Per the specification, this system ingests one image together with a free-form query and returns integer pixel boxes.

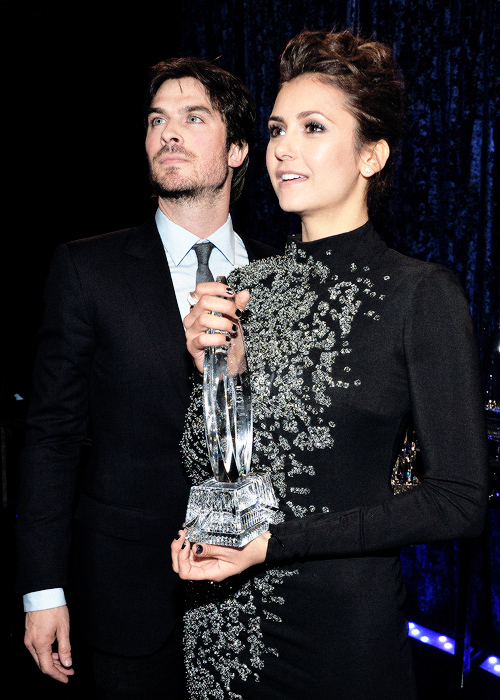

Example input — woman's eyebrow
[296,110,330,120]
[268,111,330,122]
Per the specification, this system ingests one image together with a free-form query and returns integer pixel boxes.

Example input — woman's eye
[304,121,325,133]
[267,124,284,138]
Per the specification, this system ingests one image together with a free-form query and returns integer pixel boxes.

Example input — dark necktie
[194,241,215,285]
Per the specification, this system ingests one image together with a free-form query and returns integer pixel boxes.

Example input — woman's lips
[277,171,307,187]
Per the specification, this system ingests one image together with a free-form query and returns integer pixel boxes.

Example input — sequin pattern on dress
[183,567,299,699]
[180,238,386,699]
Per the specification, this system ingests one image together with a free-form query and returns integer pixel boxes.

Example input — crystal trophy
[185,278,278,547]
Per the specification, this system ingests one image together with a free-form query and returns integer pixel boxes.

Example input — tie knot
[193,241,215,265]
[193,241,215,285]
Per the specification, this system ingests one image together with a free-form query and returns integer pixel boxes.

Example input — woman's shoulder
[380,248,469,317]
[383,247,460,286]
[384,246,445,272]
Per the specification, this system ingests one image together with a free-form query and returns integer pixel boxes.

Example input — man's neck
[157,194,231,239]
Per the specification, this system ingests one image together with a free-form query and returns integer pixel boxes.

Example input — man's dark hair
[146,57,255,205]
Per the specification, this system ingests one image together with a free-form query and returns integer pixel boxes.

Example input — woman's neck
[300,206,369,242]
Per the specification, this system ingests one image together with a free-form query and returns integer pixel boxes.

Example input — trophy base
[185,472,278,547]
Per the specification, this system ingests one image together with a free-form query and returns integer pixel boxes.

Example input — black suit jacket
[16,216,276,655]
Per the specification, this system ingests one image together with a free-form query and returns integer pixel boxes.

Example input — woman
[172,30,488,699]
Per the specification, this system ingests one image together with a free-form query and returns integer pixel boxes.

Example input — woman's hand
[184,282,250,373]
[171,528,270,582]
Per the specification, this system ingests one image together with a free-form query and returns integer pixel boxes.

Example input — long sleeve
[16,244,95,594]
[267,268,488,563]
[181,226,488,700]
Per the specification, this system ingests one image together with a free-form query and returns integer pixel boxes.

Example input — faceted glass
[185,279,278,544]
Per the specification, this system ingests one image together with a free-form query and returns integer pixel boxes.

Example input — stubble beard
[148,146,230,204]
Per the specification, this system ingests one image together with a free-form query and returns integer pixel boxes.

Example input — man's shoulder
[237,232,279,262]
[64,217,159,258]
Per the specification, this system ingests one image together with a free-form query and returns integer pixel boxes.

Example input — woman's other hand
[184,282,250,373]
[171,528,270,582]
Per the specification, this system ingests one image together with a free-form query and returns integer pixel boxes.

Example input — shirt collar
[155,208,236,266]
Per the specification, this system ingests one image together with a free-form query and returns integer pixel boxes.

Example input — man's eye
[188,115,202,123]
[267,124,284,138]
[151,117,165,126]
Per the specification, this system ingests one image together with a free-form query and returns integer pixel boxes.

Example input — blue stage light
[408,622,500,680]
[407,622,455,654]
[479,656,500,677]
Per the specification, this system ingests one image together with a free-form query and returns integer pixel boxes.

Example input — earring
[365,168,371,174]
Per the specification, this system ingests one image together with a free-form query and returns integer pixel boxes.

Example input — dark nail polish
[235,309,242,317]
[181,542,187,549]
[225,287,235,296]
[175,532,182,540]
[195,544,204,555]
[225,335,231,342]
[231,324,238,332]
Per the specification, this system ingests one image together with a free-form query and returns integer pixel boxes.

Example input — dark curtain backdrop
[179,0,500,640]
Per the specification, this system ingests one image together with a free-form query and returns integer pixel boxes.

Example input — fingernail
[64,657,72,667]
[175,532,182,540]
[225,287,235,296]
[235,309,242,317]
[231,324,238,332]
[225,335,231,342]
[181,542,187,549]
[195,544,203,555]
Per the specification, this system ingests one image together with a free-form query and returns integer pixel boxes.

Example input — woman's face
[266,74,370,229]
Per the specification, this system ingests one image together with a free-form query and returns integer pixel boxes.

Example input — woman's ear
[360,140,390,178]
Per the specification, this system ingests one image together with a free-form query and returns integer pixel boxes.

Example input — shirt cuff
[23,588,67,612]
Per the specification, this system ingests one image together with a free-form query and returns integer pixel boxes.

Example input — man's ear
[359,140,390,178]
[228,141,249,169]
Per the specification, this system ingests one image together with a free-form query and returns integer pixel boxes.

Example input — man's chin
[153,186,200,200]
[150,177,229,203]
[149,173,197,199]
[149,164,229,203]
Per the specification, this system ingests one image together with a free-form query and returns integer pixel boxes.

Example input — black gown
[180,221,488,700]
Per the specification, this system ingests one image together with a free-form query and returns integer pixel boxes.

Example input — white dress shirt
[23,209,249,612]
[155,209,249,323]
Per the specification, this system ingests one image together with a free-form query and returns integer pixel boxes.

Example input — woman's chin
[276,197,303,215]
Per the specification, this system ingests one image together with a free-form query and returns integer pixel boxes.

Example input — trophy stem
[184,275,278,546]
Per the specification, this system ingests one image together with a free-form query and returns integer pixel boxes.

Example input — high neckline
[286,220,387,270]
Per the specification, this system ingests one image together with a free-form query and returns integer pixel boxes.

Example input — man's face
[146,77,232,202]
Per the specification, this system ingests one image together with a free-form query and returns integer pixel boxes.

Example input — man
[16,58,275,698]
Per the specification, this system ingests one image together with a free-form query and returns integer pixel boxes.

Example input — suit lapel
[121,218,192,408]
[119,221,276,409]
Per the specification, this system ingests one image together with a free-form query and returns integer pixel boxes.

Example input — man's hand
[171,528,270,582]
[184,282,250,373]
[24,605,74,683]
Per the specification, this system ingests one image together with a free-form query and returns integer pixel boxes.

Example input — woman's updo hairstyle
[279,29,404,211]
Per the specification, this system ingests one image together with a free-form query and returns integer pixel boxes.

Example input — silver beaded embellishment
[180,239,389,698]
